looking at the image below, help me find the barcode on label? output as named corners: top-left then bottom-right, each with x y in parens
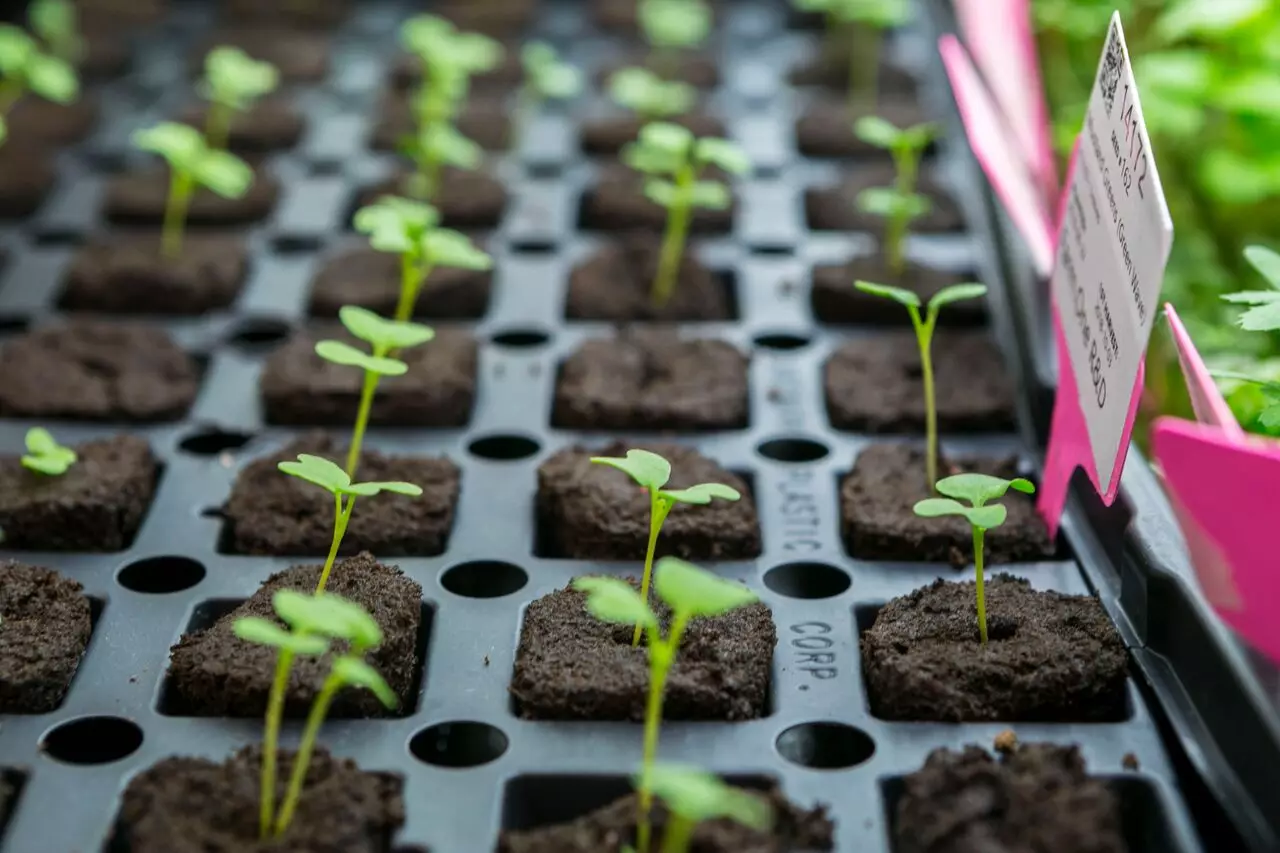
top-left (1098, 18), bottom-right (1124, 115)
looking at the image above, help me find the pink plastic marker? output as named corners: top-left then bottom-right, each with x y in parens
top-left (1163, 303), bottom-right (1242, 435)
top-left (939, 34), bottom-right (1055, 277)
top-left (952, 0), bottom-right (1058, 204)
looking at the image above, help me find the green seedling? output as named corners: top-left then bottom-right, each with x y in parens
top-left (29, 0), bottom-right (81, 67)
top-left (914, 474), bottom-right (1036, 645)
top-left (590, 448), bottom-right (741, 645)
top-left (1213, 245), bottom-right (1280, 429)
top-left (199, 46), bottom-right (279, 151)
top-left (638, 0), bottom-right (711, 81)
top-left (234, 590), bottom-right (397, 839)
top-left (131, 122), bottom-right (252, 259)
top-left (623, 122), bottom-right (750, 308)
top-left (354, 195), bottom-right (492, 322)
top-left (639, 764), bottom-right (772, 853)
top-left (609, 67), bottom-right (696, 123)
top-left (314, 305), bottom-right (435, 477)
top-left (277, 453), bottom-right (422, 592)
top-left (20, 427), bottom-right (75, 475)
top-left (0, 22), bottom-right (78, 147)
top-left (853, 280), bottom-right (988, 489)
top-left (793, 0), bottom-right (911, 107)
top-left (854, 116), bottom-right (937, 275)
top-left (519, 41), bottom-right (580, 141)
top-left (573, 557), bottom-right (759, 853)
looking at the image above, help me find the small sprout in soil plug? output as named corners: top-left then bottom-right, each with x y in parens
top-left (314, 305), bottom-right (435, 477)
top-left (20, 426), bottom-right (76, 475)
top-left (622, 122), bottom-right (750, 308)
top-left (853, 115), bottom-right (937, 275)
top-left (29, 0), bottom-right (81, 68)
top-left (609, 66), bottom-right (696, 124)
top-left (853, 280), bottom-right (987, 489)
top-left (277, 452), bottom-right (422, 592)
top-left (0, 21), bottom-right (78, 147)
top-left (792, 0), bottom-right (910, 106)
top-left (199, 46), bottom-right (280, 151)
top-left (354, 195), bottom-right (493, 322)
top-left (235, 590), bottom-right (396, 839)
top-left (638, 763), bottom-right (773, 853)
top-left (638, 0), bottom-right (711, 81)
top-left (590, 448), bottom-right (741, 645)
top-left (519, 41), bottom-right (580, 142)
top-left (574, 557), bottom-right (759, 853)
top-left (131, 121), bottom-right (252, 260)
top-left (913, 473), bottom-right (1035, 645)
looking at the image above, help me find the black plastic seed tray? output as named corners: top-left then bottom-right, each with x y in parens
top-left (0, 0), bottom-right (1244, 851)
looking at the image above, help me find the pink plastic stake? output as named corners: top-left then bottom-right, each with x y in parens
top-left (939, 34), bottom-right (1055, 277)
top-left (1163, 303), bottom-right (1243, 435)
top-left (1153, 418), bottom-right (1280, 663)
top-left (952, 0), bottom-right (1058, 203)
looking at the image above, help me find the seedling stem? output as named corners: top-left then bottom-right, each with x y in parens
top-left (161, 170), bottom-right (192, 259)
top-left (653, 161), bottom-right (695, 309)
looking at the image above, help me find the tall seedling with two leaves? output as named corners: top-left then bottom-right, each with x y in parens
top-left (590, 448), bottom-right (741, 644)
top-left (854, 116), bottom-right (937, 275)
top-left (0, 20), bottom-right (78, 147)
top-left (574, 557), bottom-right (758, 853)
top-left (853, 280), bottom-right (987, 490)
top-left (353, 196), bottom-right (493, 323)
top-left (234, 590), bottom-right (398, 839)
top-left (199, 46), bottom-right (279, 151)
top-left (623, 122), bottom-right (750, 308)
top-left (638, 0), bottom-right (711, 81)
top-left (914, 474), bottom-right (1035, 645)
top-left (131, 122), bottom-right (252, 259)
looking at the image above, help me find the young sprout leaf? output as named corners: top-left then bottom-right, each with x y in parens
top-left (193, 148), bottom-right (253, 197)
top-left (21, 426), bottom-right (76, 475)
top-left (24, 52), bottom-right (76, 102)
top-left (655, 557), bottom-right (758, 618)
top-left (204, 46), bottom-right (279, 110)
top-left (609, 67), bottom-right (696, 118)
top-left (0, 27), bottom-right (34, 75)
top-left (425, 229), bottom-right (493, 270)
top-left (573, 576), bottom-right (659, 630)
top-left (640, 0), bottom-right (712, 49)
top-left (331, 656), bottom-right (399, 709)
top-left (694, 137), bottom-right (751, 174)
top-left (854, 115), bottom-right (901, 149)
top-left (338, 305), bottom-right (435, 350)
top-left (857, 187), bottom-right (931, 218)
top-left (688, 180), bottom-right (731, 210)
top-left (641, 121), bottom-right (696, 154)
top-left (29, 0), bottom-right (80, 62)
top-left (913, 497), bottom-right (1007, 529)
top-left (590, 448), bottom-right (672, 489)
top-left (659, 483), bottom-right (741, 505)
top-left (399, 14), bottom-right (454, 56)
top-left (233, 616), bottom-right (331, 656)
top-left (929, 283), bottom-right (988, 309)
top-left (278, 454), bottom-right (352, 494)
top-left (314, 341), bottom-right (409, 376)
top-left (133, 122), bottom-right (252, 198)
top-left (936, 472), bottom-right (1036, 505)
top-left (646, 764), bottom-right (773, 829)
top-left (1243, 245), bottom-right (1280, 288)
top-left (414, 122), bottom-right (483, 170)
top-left (345, 480), bottom-right (424, 498)
top-left (855, 280), bottom-right (921, 307)
top-left (522, 41), bottom-right (581, 100)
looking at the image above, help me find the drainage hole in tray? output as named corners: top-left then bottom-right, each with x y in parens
top-left (776, 722), bottom-right (875, 769)
top-left (226, 317), bottom-right (292, 349)
top-left (441, 561), bottom-right (528, 599)
top-left (491, 327), bottom-right (552, 348)
top-left (763, 562), bottom-right (851, 599)
top-left (178, 427), bottom-right (255, 456)
top-left (757, 437), bottom-right (830, 463)
top-left (753, 332), bottom-right (811, 351)
top-left (410, 721), bottom-right (508, 768)
top-left (469, 434), bottom-right (541, 461)
top-left (117, 556), bottom-right (206, 594)
top-left (42, 716), bottom-right (143, 765)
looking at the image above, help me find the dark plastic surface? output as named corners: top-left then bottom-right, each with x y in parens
top-left (0, 1), bottom-right (1227, 851)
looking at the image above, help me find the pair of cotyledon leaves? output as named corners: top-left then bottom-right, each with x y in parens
top-left (852, 117), bottom-right (938, 219)
top-left (522, 41), bottom-right (581, 101)
top-left (623, 123), bottom-right (749, 212)
top-left (639, 0), bottom-right (712, 50)
top-left (793, 0), bottom-right (912, 27)
top-left (609, 67), bottom-right (695, 119)
top-left (201, 46), bottom-right (279, 112)
top-left (314, 305), bottom-right (435, 377)
top-left (591, 448), bottom-right (742, 508)
top-left (574, 556), bottom-right (758, 629)
top-left (854, 280), bottom-right (989, 317)
top-left (277, 452), bottom-right (422, 500)
top-left (354, 196), bottom-right (493, 270)
top-left (401, 14), bottom-right (503, 78)
top-left (133, 122), bottom-right (253, 198)
top-left (914, 474), bottom-right (1036, 530)
top-left (642, 763), bottom-right (772, 830)
top-left (20, 426), bottom-right (76, 476)
top-left (0, 22), bottom-right (78, 143)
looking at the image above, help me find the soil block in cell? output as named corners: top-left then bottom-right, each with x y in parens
top-left (841, 444), bottom-right (1054, 563)
top-left (0, 435), bottom-right (159, 551)
top-left (221, 433), bottom-right (460, 557)
top-left (111, 746), bottom-right (404, 853)
top-left (179, 98), bottom-right (306, 151)
top-left (806, 163), bottom-right (963, 233)
top-left (391, 47), bottom-right (523, 91)
top-left (6, 96), bottom-right (98, 147)
top-left (580, 112), bottom-right (725, 156)
top-left (824, 331), bottom-right (1015, 433)
top-left (221, 0), bottom-right (349, 29)
top-left (308, 244), bottom-right (492, 320)
top-left (359, 169), bottom-right (507, 230)
top-left (537, 441), bottom-right (761, 560)
top-left (596, 52), bottom-right (721, 88)
top-left (862, 575), bottom-right (1127, 721)
top-left (511, 580), bottom-right (774, 720)
top-left (167, 553), bottom-right (423, 716)
top-left (553, 328), bottom-right (749, 431)
top-left (195, 29), bottom-right (331, 81)
top-left (372, 94), bottom-right (511, 152)
top-left (0, 145), bottom-right (55, 219)
top-left (499, 785), bottom-right (834, 853)
top-left (811, 255), bottom-right (983, 326)
top-left (60, 233), bottom-right (248, 315)
top-left (894, 742), bottom-right (1126, 853)
top-left (78, 32), bottom-right (131, 79)
top-left (565, 236), bottom-right (734, 322)
top-left (105, 167), bottom-right (279, 226)
top-left (796, 98), bottom-right (932, 159)
top-left (0, 560), bottom-right (92, 713)
top-left (789, 53), bottom-right (919, 96)
top-left (581, 165), bottom-right (734, 233)
top-left (261, 326), bottom-right (477, 427)
top-left (436, 0), bottom-right (537, 35)
top-left (0, 321), bottom-right (201, 422)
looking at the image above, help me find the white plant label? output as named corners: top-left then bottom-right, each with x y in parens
top-left (1051, 11), bottom-right (1173, 487)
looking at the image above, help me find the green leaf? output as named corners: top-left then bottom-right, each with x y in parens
top-left (694, 138), bottom-right (750, 174)
top-left (1235, 301), bottom-right (1280, 332)
top-left (523, 41), bottom-right (581, 100)
top-left (29, 0), bottom-right (76, 47)
top-left (233, 616), bottom-right (330, 655)
top-left (609, 67), bottom-right (695, 118)
top-left (314, 340), bottom-right (409, 376)
top-left (644, 178), bottom-right (678, 207)
top-left (855, 280), bottom-right (920, 308)
top-left (349, 480), bottom-right (424, 498)
top-left (424, 230), bottom-right (492, 270)
top-left (854, 115), bottom-right (901, 149)
top-left (21, 453), bottom-right (72, 476)
top-left (660, 482), bottom-right (741, 505)
top-left (639, 121), bottom-right (695, 154)
top-left (194, 149), bottom-right (252, 198)
top-left (1008, 478), bottom-right (1035, 494)
top-left (935, 473), bottom-right (1029, 504)
top-left (1217, 71), bottom-right (1280, 116)
top-left (1259, 402), bottom-right (1280, 431)
top-left (1244, 245), bottom-right (1280, 289)
top-left (354, 196), bottom-right (439, 255)
top-left (295, 592), bottom-right (384, 646)
top-left (928, 283), bottom-right (988, 310)
top-left (204, 46), bottom-right (278, 109)
top-left (899, 121), bottom-right (938, 152)
top-left (278, 453), bottom-right (351, 494)
top-left (912, 497), bottom-right (967, 517)
top-left (640, 0), bottom-right (711, 49)
top-left (0, 26), bottom-right (35, 76)
top-left (1155, 0), bottom-right (1268, 41)
top-left (25, 54), bottom-right (77, 103)
top-left (590, 448), bottom-right (671, 489)
top-left (399, 14), bottom-right (454, 58)
top-left (20, 426), bottom-right (75, 475)
top-left (572, 576), bottom-right (658, 629)
top-left (418, 122), bottom-right (482, 170)
top-left (689, 180), bottom-right (730, 210)
top-left (338, 305), bottom-right (435, 350)
top-left (24, 426), bottom-right (58, 455)
top-left (646, 764), bottom-right (773, 828)
top-left (654, 557), bottom-right (758, 618)
top-left (966, 504), bottom-right (1007, 529)
top-left (857, 187), bottom-right (931, 219)
top-left (332, 655), bottom-right (399, 709)
top-left (134, 122), bottom-right (206, 166)
top-left (624, 142), bottom-right (684, 175)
